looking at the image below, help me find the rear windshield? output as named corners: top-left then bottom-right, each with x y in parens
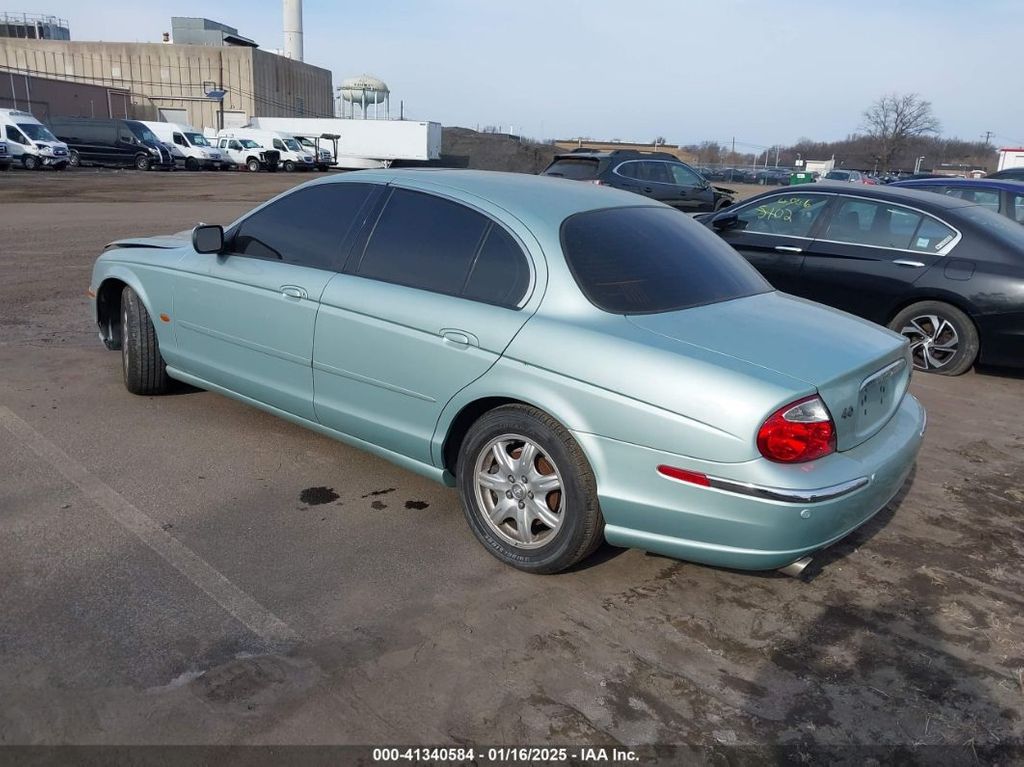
top-left (825, 171), bottom-right (850, 180)
top-left (543, 158), bottom-right (600, 181)
top-left (959, 204), bottom-right (1024, 256)
top-left (561, 206), bottom-right (772, 314)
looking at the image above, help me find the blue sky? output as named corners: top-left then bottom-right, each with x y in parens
top-left (29, 0), bottom-right (1024, 147)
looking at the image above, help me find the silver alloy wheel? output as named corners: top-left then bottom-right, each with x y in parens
top-left (473, 434), bottom-right (564, 549)
top-left (900, 314), bottom-right (960, 370)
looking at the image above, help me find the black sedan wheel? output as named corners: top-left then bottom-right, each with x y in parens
top-left (889, 301), bottom-right (979, 376)
top-left (457, 404), bottom-right (604, 574)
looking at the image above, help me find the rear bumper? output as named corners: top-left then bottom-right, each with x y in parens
top-left (577, 394), bottom-right (925, 571)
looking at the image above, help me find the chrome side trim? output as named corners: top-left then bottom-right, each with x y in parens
top-left (659, 470), bottom-right (872, 504)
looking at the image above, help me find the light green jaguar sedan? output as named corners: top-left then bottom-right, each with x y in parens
top-left (90, 170), bottom-right (925, 574)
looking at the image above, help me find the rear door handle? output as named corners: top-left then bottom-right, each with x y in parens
top-left (774, 246), bottom-right (803, 253)
top-left (893, 259), bottom-right (925, 267)
top-left (440, 328), bottom-right (478, 347)
top-left (280, 285), bottom-right (307, 299)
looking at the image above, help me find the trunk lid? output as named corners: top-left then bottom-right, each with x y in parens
top-left (627, 291), bottom-right (911, 451)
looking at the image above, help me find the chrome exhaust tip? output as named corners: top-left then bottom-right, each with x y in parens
top-left (778, 556), bottom-right (813, 577)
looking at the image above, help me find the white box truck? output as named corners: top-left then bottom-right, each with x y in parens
top-left (0, 108), bottom-right (70, 170)
top-left (139, 121), bottom-right (224, 171)
top-left (215, 128), bottom-right (317, 172)
top-left (996, 148), bottom-right (1024, 172)
top-left (246, 117), bottom-right (442, 169)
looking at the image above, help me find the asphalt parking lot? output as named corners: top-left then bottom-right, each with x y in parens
top-left (1, 170), bottom-right (1022, 755)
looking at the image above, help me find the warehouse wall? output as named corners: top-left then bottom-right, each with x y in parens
top-left (0, 70), bottom-right (130, 120)
top-left (0, 39), bottom-right (332, 132)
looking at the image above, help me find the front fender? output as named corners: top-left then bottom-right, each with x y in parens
top-left (91, 260), bottom-right (176, 353)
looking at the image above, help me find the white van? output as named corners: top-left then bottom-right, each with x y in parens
top-left (140, 121), bottom-right (223, 171)
top-left (213, 134), bottom-right (280, 172)
top-left (217, 128), bottom-right (315, 172)
top-left (0, 108), bottom-right (70, 170)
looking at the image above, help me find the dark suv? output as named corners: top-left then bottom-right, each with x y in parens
top-left (540, 150), bottom-right (735, 212)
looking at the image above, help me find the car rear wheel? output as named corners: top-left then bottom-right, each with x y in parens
top-left (457, 404), bottom-right (604, 574)
top-left (246, 158), bottom-right (261, 172)
top-left (121, 286), bottom-right (170, 395)
top-left (889, 300), bottom-right (979, 376)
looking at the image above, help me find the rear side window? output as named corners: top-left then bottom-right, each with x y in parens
top-left (824, 199), bottom-right (922, 249)
top-left (232, 183), bottom-right (375, 270)
top-left (543, 158), bottom-right (599, 181)
top-left (355, 188), bottom-right (530, 307)
top-left (943, 186), bottom-right (1000, 214)
top-left (561, 206), bottom-right (771, 314)
top-left (909, 217), bottom-right (956, 253)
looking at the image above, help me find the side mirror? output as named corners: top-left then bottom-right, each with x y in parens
top-left (192, 224), bottom-right (224, 254)
top-left (712, 213), bottom-right (739, 231)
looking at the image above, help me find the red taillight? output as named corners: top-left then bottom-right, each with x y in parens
top-left (657, 465), bottom-right (710, 486)
top-left (757, 395), bottom-right (836, 463)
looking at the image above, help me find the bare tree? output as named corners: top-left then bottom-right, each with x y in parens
top-left (863, 93), bottom-right (940, 170)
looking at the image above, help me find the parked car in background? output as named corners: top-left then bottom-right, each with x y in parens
top-left (755, 168), bottom-right (791, 186)
top-left (214, 136), bottom-right (280, 172)
top-left (540, 150), bottom-right (735, 212)
top-left (48, 117), bottom-right (174, 170)
top-left (0, 139), bottom-right (10, 170)
top-left (824, 169), bottom-right (872, 184)
top-left (140, 121), bottom-right (223, 171)
top-left (89, 170), bottom-right (924, 575)
top-left (700, 184), bottom-right (1024, 374)
top-left (987, 167), bottom-right (1024, 182)
top-left (215, 128), bottom-right (314, 172)
top-left (0, 108), bottom-right (70, 170)
top-left (890, 177), bottom-right (1024, 224)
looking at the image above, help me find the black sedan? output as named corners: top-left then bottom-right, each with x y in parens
top-left (699, 183), bottom-right (1024, 374)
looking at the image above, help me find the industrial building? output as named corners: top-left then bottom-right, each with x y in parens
top-left (0, 14), bottom-right (332, 131)
top-left (0, 12), bottom-right (70, 41)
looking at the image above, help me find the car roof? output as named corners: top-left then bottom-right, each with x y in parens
top-left (763, 181), bottom-right (978, 210)
top-left (552, 150), bottom-right (681, 162)
top-left (308, 168), bottom-right (656, 228)
top-left (893, 177), bottom-right (1024, 192)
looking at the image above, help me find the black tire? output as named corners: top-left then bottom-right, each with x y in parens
top-left (888, 300), bottom-right (979, 376)
top-left (456, 404), bottom-right (604, 574)
top-left (246, 157), bottom-right (261, 172)
top-left (185, 157), bottom-right (199, 171)
top-left (23, 155), bottom-right (39, 170)
top-left (121, 286), bottom-right (170, 395)
top-left (68, 150), bottom-right (81, 167)
top-left (282, 160), bottom-right (296, 172)
top-left (135, 154), bottom-right (151, 171)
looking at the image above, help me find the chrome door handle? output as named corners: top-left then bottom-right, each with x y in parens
top-left (440, 328), bottom-right (477, 347)
top-left (893, 259), bottom-right (925, 267)
top-left (280, 285), bottom-right (307, 299)
top-left (774, 246), bottom-right (803, 253)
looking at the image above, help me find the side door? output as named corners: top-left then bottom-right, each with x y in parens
top-left (4, 126), bottom-right (27, 161)
top-left (666, 162), bottom-right (715, 212)
top-left (172, 182), bottom-right (379, 420)
top-left (802, 196), bottom-right (957, 322)
top-left (115, 124), bottom-right (141, 166)
top-left (313, 186), bottom-right (537, 465)
top-left (709, 191), bottom-right (833, 293)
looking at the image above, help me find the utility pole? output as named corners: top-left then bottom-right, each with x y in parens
top-left (982, 131), bottom-right (994, 144)
top-left (731, 136), bottom-right (735, 162)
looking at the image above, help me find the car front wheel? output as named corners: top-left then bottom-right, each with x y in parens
top-left (246, 158), bottom-right (261, 172)
top-left (889, 300), bottom-right (979, 376)
top-left (68, 150), bottom-right (81, 167)
top-left (135, 154), bottom-right (151, 171)
top-left (457, 404), bottom-right (604, 574)
top-left (121, 286), bottom-right (170, 395)
top-left (23, 155), bottom-right (39, 170)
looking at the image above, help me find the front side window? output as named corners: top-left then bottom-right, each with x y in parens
top-left (173, 133), bottom-right (187, 147)
top-left (273, 139), bottom-right (286, 151)
top-left (283, 138), bottom-right (301, 152)
top-left (354, 188), bottom-right (530, 307)
top-left (668, 163), bottom-right (702, 187)
top-left (5, 126), bottom-right (27, 144)
top-left (733, 193), bottom-right (831, 237)
top-left (823, 198), bottom-right (922, 249)
top-left (239, 139), bottom-right (261, 149)
top-left (185, 132), bottom-right (209, 147)
top-left (231, 183), bottom-right (375, 270)
top-left (561, 206), bottom-right (771, 314)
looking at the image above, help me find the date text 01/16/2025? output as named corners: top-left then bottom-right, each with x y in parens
top-left (372, 746), bottom-right (640, 763)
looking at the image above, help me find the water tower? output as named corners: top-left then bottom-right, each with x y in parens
top-left (338, 75), bottom-right (390, 119)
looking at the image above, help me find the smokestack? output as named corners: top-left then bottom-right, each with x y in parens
top-left (283, 0), bottom-right (303, 61)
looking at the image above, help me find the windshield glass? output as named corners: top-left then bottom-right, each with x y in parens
top-left (239, 139), bottom-right (261, 149)
top-left (298, 137), bottom-right (314, 147)
top-left (17, 122), bottom-right (58, 142)
top-left (283, 138), bottom-right (301, 152)
top-left (561, 207), bottom-right (772, 314)
top-left (184, 132), bottom-right (210, 147)
top-left (128, 124), bottom-right (160, 144)
top-left (543, 158), bottom-right (600, 180)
